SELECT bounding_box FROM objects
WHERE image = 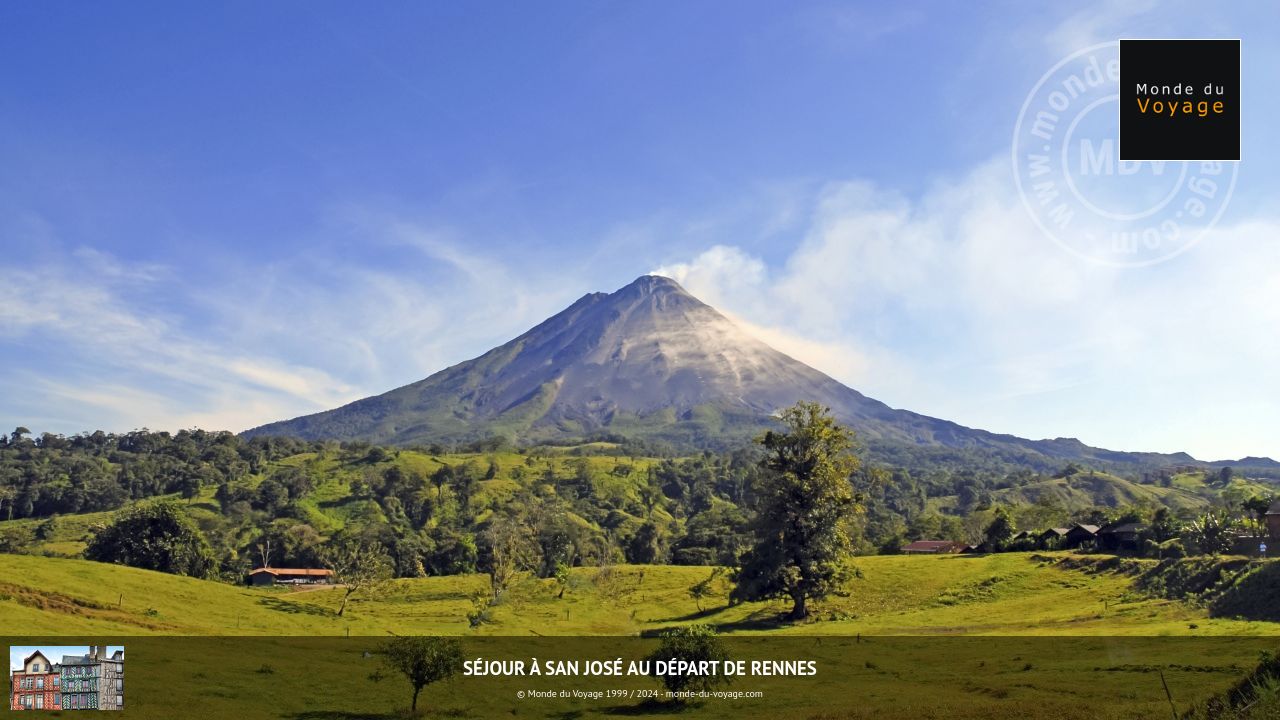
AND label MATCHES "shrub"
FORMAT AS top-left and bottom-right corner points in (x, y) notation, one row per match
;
(646, 624), (731, 697)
